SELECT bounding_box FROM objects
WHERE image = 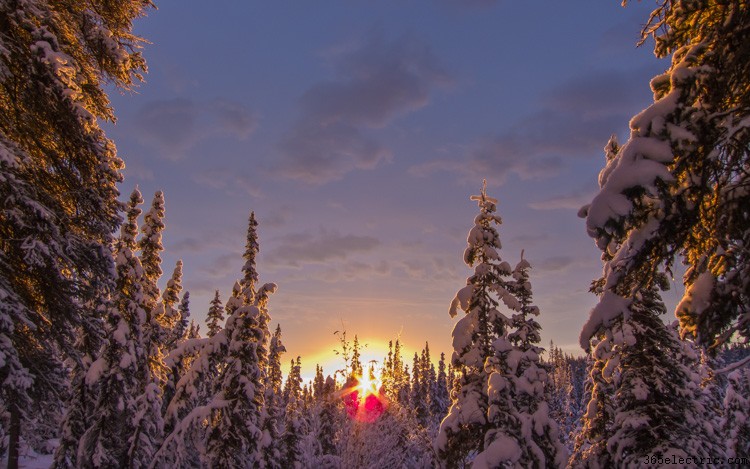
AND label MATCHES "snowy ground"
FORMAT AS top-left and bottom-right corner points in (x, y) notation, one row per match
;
(1, 454), (54, 468)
